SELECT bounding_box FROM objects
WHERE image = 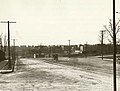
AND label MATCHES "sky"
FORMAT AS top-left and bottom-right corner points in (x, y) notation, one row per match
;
(0, 0), (120, 46)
